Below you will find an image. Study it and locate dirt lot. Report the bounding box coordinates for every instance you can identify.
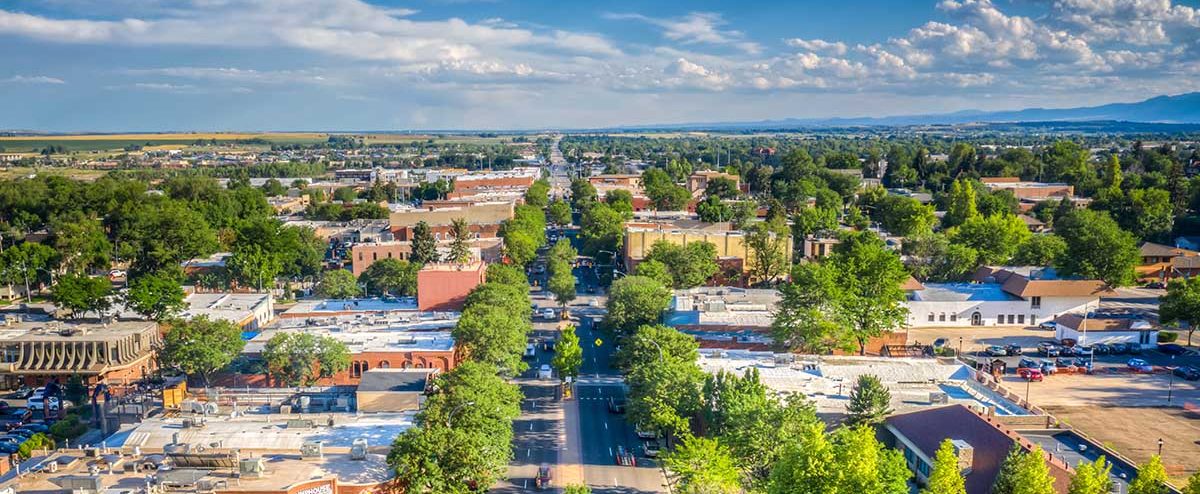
[1040,405,1200,485]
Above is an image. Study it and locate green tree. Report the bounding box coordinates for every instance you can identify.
[1128,188,1174,240]
[552,325,583,381]
[485,263,528,288]
[832,426,911,494]
[845,374,893,427]
[644,240,719,289]
[635,259,674,288]
[1128,455,1169,494]
[580,202,624,256]
[161,315,246,385]
[261,178,287,197]
[387,362,522,494]
[943,180,979,228]
[549,238,578,267]
[359,258,419,297]
[643,168,691,211]
[502,229,538,267]
[262,332,351,386]
[663,435,743,494]
[316,269,361,299]
[333,186,357,202]
[1102,154,1123,190]
[447,217,472,265]
[604,276,671,335]
[0,241,58,296]
[1157,276,1200,346]
[873,195,936,237]
[570,178,598,209]
[605,189,635,218]
[993,444,1056,494]
[767,421,837,494]
[902,233,978,282]
[1182,471,1200,494]
[951,214,1031,266]
[548,199,572,226]
[1055,209,1139,286]
[1012,235,1068,267]
[696,195,733,222]
[52,274,112,318]
[563,485,591,494]
[410,221,440,265]
[1067,456,1113,494]
[125,271,187,321]
[548,260,576,309]
[17,433,55,459]
[619,324,706,439]
[922,439,967,494]
[793,206,839,238]
[745,220,790,286]
[227,244,281,292]
[50,212,111,274]
[704,176,740,199]
[453,304,530,375]
[524,179,550,208]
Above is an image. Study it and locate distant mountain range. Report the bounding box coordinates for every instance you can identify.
[630,92,1200,130]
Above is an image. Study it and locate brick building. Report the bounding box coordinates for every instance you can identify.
[388,201,513,241]
[350,238,504,276]
[416,262,487,311]
[0,320,161,389]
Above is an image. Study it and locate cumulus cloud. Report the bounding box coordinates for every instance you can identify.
[785,38,848,55]
[2,74,65,84]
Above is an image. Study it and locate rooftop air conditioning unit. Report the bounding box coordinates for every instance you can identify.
[350,438,369,460]
[300,441,324,459]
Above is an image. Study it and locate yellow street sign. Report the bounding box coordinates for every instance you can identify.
[594,338,603,347]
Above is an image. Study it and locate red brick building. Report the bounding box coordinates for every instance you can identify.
[417,262,487,311]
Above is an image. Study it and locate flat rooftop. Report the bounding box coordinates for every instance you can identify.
[107,411,417,452]
[247,314,458,354]
[182,292,271,320]
[282,297,420,316]
[0,320,158,343]
[911,283,1022,302]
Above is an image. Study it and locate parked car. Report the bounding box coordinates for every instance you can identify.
[615,445,636,466]
[1126,344,1144,355]
[1092,343,1111,355]
[524,343,537,359]
[1109,342,1130,354]
[10,387,33,399]
[1075,346,1094,357]
[1038,321,1058,331]
[643,441,661,458]
[1018,358,1056,375]
[1017,368,1044,381]
[1059,346,1077,357]
[1127,358,1155,373]
[18,423,47,433]
[1158,343,1189,356]
[0,435,24,445]
[1145,281,1166,289]
[1037,342,1061,357]
[1005,344,1023,356]
[535,464,551,490]
[540,308,556,320]
[537,364,553,380]
[27,397,70,412]
[608,398,626,414]
[0,443,18,455]
[635,426,658,440]
[1039,359,1058,375]
[984,346,1009,357]
[1173,366,1200,381]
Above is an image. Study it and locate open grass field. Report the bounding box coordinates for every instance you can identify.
[360,133,513,145]
[0,166,108,181]
[0,132,329,153]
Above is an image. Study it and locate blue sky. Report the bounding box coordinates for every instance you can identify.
[2,0,1199,131]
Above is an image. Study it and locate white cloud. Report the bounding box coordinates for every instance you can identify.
[606,12,762,54]
[785,38,848,56]
[2,74,65,84]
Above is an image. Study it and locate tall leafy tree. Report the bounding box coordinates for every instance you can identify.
[50,212,112,274]
[922,439,967,494]
[1128,455,1169,494]
[1012,235,1068,267]
[316,269,361,299]
[548,260,576,309]
[580,202,624,256]
[410,221,440,265]
[951,213,1031,266]
[745,220,790,286]
[161,315,245,386]
[524,179,550,208]
[1068,456,1113,494]
[604,276,672,335]
[604,189,635,218]
[227,244,281,292]
[619,324,706,439]
[1182,471,1200,494]
[1158,276,1200,346]
[453,304,530,375]
[548,199,572,226]
[644,240,719,289]
[52,274,112,318]
[1054,209,1139,286]
[832,426,911,494]
[767,421,837,494]
[663,435,743,494]
[993,445,1056,494]
[0,241,58,296]
[485,263,528,288]
[635,260,674,288]
[125,271,187,321]
[262,332,351,386]
[359,258,419,297]
[845,374,893,427]
[552,325,583,381]
[943,179,979,228]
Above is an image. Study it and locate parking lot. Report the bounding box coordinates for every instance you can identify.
[908,324,1200,485]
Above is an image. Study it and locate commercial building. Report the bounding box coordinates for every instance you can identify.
[623,225,793,278]
[355,368,435,412]
[416,262,487,311]
[1137,241,1200,282]
[980,177,1074,201]
[243,313,459,385]
[279,297,420,319]
[904,267,1115,328]
[0,320,161,388]
[1052,313,1158,348]
[687,170,742,195]
[883,405,1074,494]
[387,201,513,241]
[350,238,503,276]
[181,292,275,330]
[451,167,539,192]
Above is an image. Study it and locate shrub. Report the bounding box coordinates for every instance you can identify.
[49,415,88,442]
[18,433,55,458]
[1157,332,1179,343]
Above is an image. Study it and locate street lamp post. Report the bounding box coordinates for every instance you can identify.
[1157,438,1164,457]
[1167,355,1176,404]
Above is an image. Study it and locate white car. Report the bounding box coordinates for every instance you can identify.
[537,364,553,380]
[540,308,556,320]
[27,397,71,411]
[524,343,536,358]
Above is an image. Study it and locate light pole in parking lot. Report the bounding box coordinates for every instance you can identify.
[1167,355,1175,404]
[1157,438,1164,457]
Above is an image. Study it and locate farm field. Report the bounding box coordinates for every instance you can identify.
[0,132,330,152]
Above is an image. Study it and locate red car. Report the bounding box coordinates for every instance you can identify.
[1017,368,1044,382]
[615,445,636,466]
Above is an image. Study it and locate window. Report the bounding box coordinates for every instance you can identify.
[928,313,935,322]
[917,459,931,477]
[380,361,390,368]
[939,313,946,322]
[997,314,1003,325]
[1008,314,1016,324]
[1018,314,1025,324]
[358,252,363,261]
[372,252,378,261]
[1031,296,1042,309]
[950,313,957,322]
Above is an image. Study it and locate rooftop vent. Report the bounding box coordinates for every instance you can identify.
[950,439,974,476]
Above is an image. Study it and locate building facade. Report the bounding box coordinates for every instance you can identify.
[0,320,161,388]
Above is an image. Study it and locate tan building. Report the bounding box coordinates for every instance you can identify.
[266,195,310,214]
[0,320,161,388]
[687,170,741,195]
[623,226,793,276]
[388,201,514,240]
